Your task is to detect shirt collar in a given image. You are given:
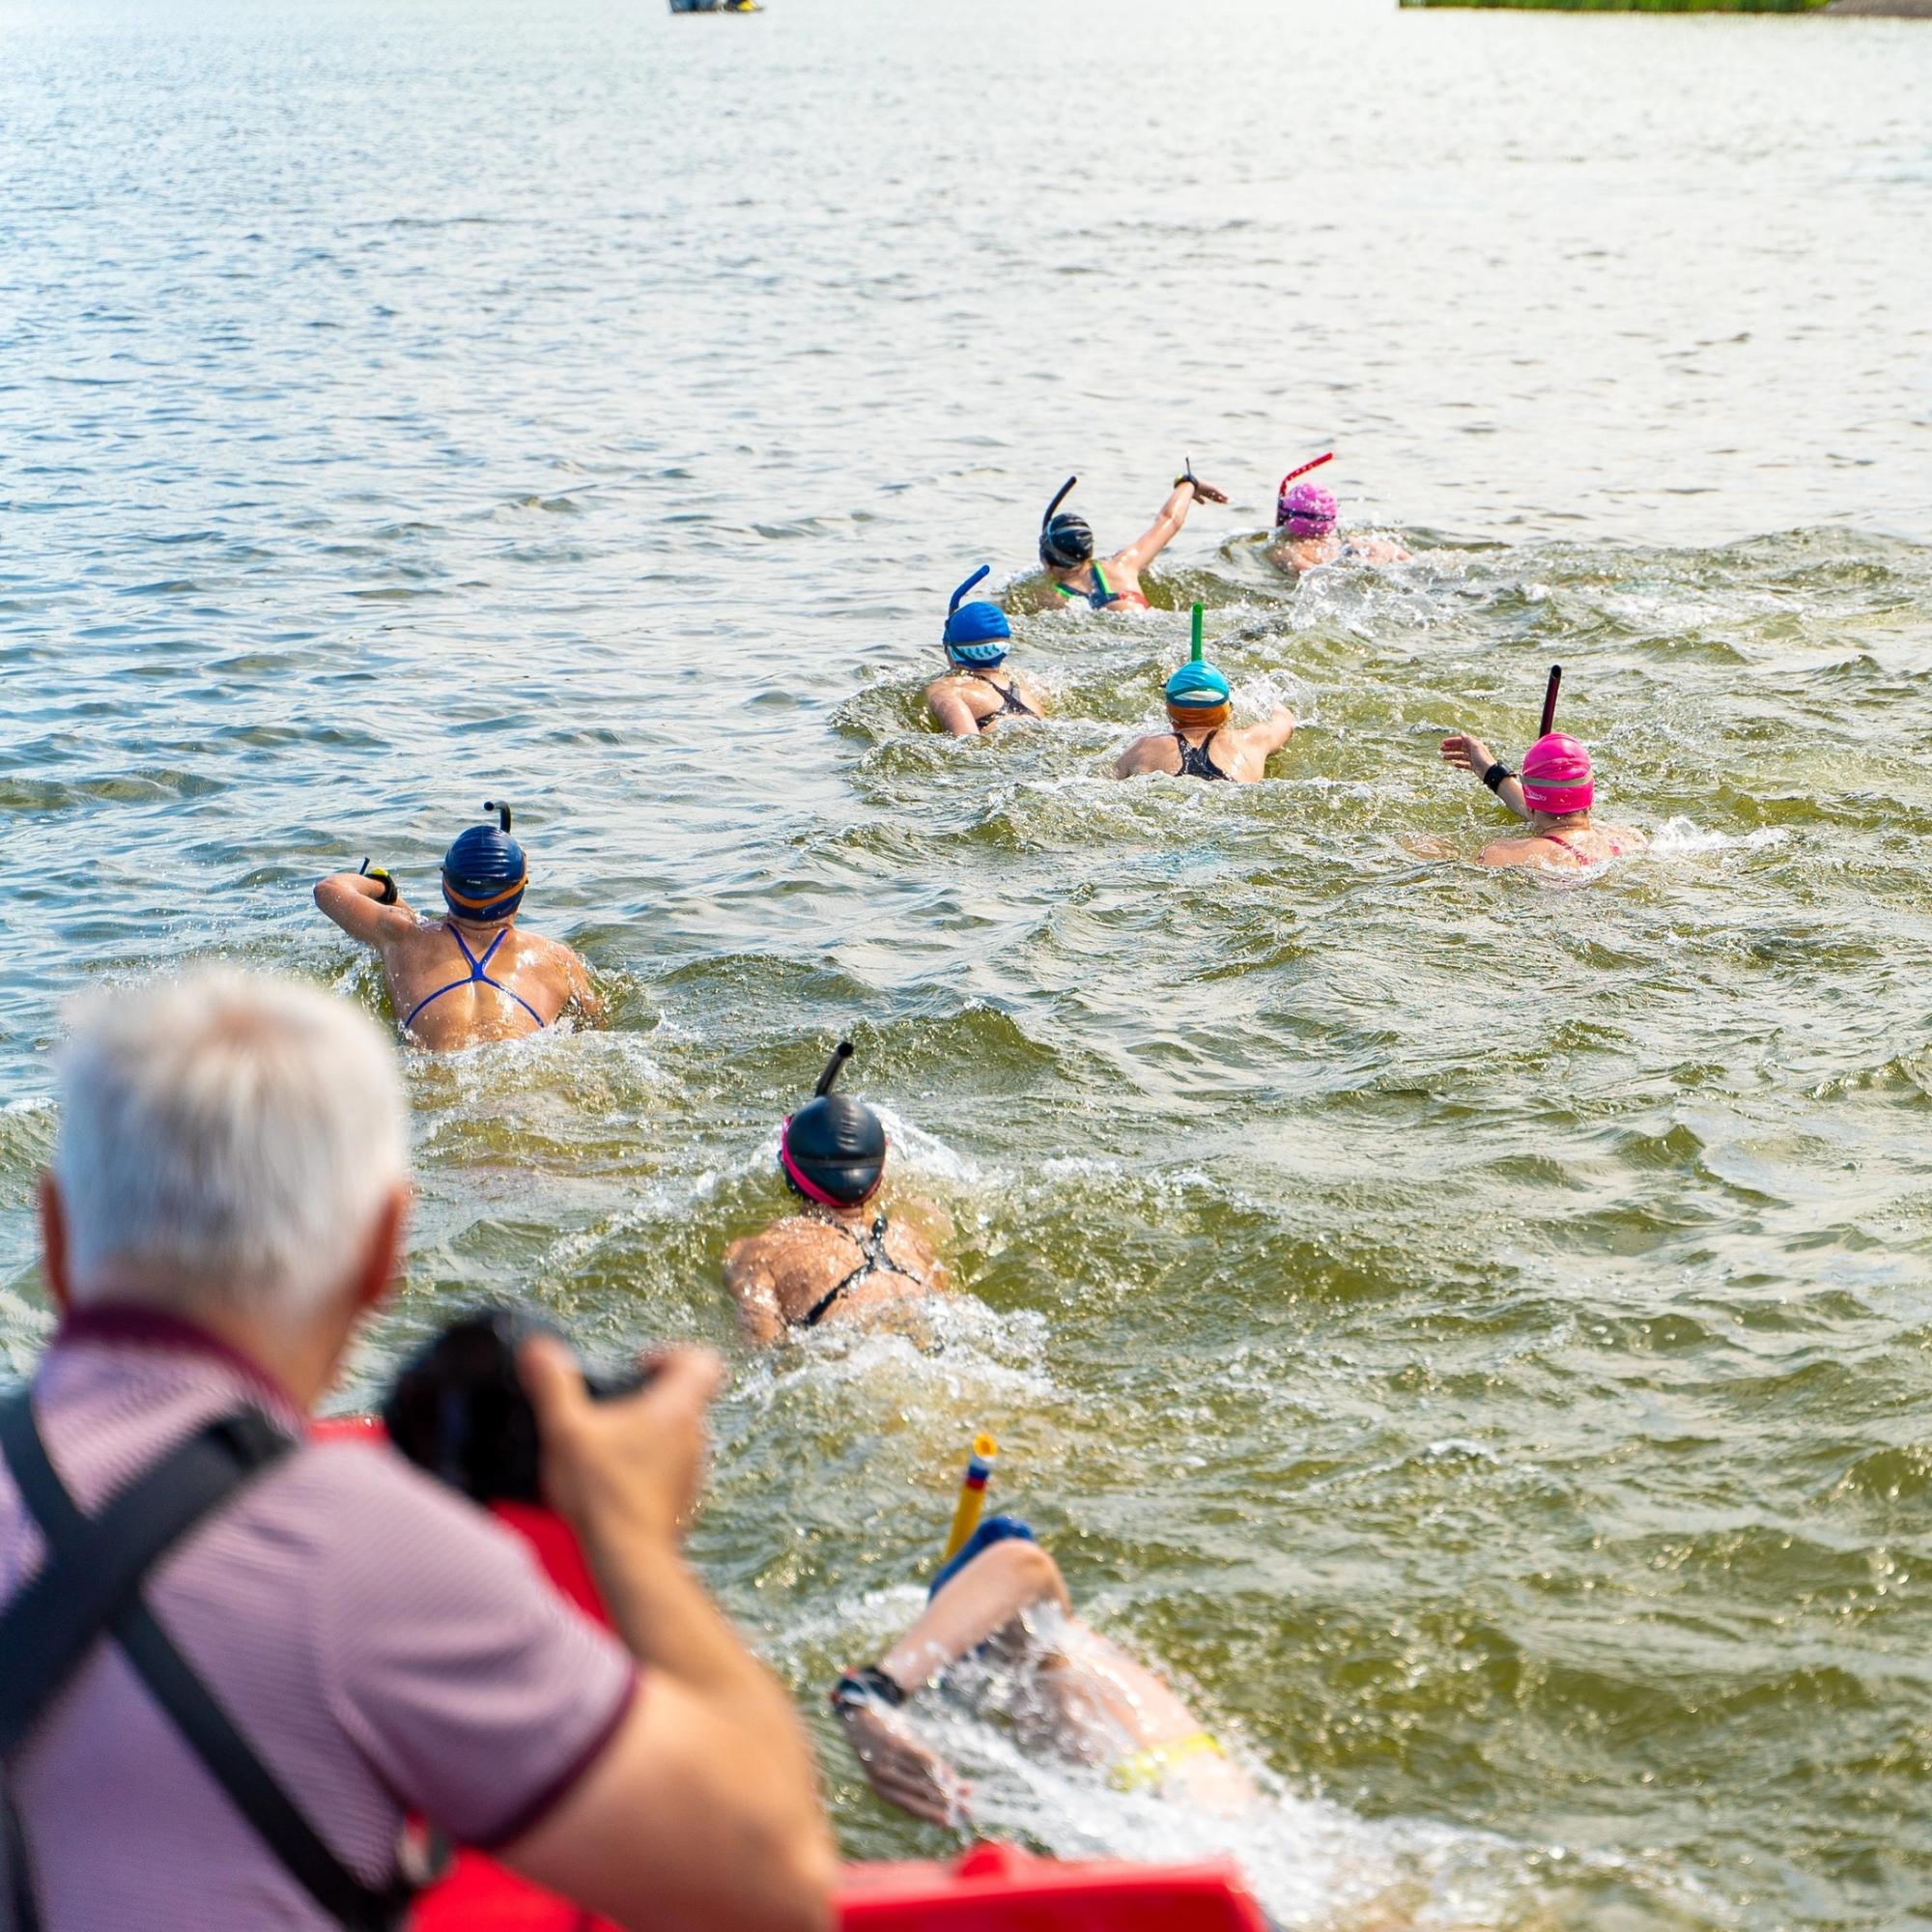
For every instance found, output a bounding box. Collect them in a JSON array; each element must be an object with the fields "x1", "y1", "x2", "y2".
[{"x1": 53, "y1": 1303, "x2": 309, "y2": 1428}]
